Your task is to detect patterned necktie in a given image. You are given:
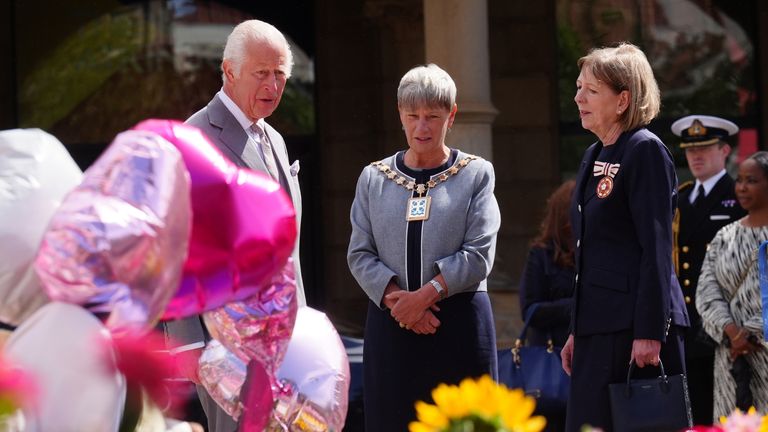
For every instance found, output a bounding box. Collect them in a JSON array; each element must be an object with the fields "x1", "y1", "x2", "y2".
[
  {"x1": 693, "y1": 184, "x2": 706, "y2": 208},
  {"x1": 252, "y1": 124, "x2": 279, "y2": 180}
]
